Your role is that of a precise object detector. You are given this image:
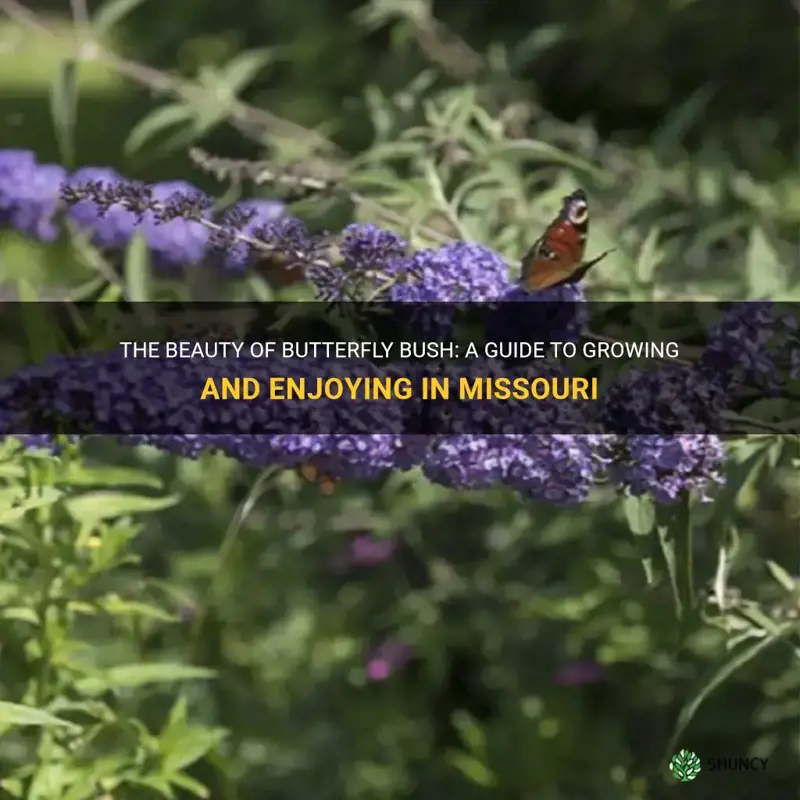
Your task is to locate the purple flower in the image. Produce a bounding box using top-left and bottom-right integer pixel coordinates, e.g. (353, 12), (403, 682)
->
(138, 181), (211, 269)
(365, 639), (414, 681)
(422, 431), (610, 505)
(309, 223), (412, 300)
(219, 198), (286, 272)
(702, 302), (798, 392)
(490, 283), (587, 346)
(7, 162), (66, 241)
(391, 241), (512, 302)
(600, 363), (727, 434)
(330, 532), (397, 571)
(0, 149), (36, 215)
(554, 660), (605, 686)
(64, 167), (138, 249)
(348, 533), (397, 565)
(611, 434), (725, 503)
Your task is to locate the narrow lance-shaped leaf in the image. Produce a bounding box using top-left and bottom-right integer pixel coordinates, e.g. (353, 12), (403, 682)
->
(656, 493), (695, 623)
(50, 59), (79, 167)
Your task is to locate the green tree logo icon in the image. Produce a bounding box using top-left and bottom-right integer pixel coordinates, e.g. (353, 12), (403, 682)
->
(670, 750), (702, 781)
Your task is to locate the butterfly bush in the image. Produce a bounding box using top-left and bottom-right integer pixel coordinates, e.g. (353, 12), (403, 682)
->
(11, 148), (795, 505)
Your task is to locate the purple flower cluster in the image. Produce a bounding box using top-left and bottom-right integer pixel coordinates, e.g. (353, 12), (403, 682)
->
(701, 302), (798, 392)
(599, 363), (728, 434)
(0, 150), (287, 273)
(0, 150), (743, 505)
(0, 345), (724, 502)
(610, 434), (725, 503)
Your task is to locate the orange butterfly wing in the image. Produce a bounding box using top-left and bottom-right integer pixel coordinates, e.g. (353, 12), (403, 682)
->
(521, 219), (588, 291)
(520, 189), (613, 292)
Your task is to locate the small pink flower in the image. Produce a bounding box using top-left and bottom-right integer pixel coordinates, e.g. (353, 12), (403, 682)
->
(330, 532), (396, 571)
(554, 660), (604, 686)
(351, 534), (396, 565)
(365, 639), (413, 681)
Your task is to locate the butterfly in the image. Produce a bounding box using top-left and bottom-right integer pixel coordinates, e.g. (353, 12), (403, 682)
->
(298, 460), (337, 495)
(520, 189), (614, 291)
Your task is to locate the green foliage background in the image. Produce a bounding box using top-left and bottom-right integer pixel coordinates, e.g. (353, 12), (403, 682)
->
(0, 1), (798, 798)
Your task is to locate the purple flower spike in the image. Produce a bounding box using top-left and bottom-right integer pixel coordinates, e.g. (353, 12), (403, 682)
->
(220, 198), (286, 272)
(391, 241), (513, 302)
(139, 180), (211, 269)
(64, 167), (138, 249)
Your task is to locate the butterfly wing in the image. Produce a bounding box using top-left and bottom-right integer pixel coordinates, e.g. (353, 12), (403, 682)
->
(520, 219), (587, 291)
(554, 248), (616, 287)
(520, 189), (613, 291)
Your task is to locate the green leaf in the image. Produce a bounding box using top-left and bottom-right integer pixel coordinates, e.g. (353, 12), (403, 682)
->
(124, 103), (195, 156)
(665, 634), (783, 760)
(634, 227), (663, 285)
(65, 491), (179, 523)
(653, 83), (715, 155)
(497, 139), (607, 182)
(656, 496), (695, 622)
(76, 663), (216, 694)
(765, 560), (797, 593)
(161, 726), (227, 773)
(0, 701), (80, 732)
(705, 441), (772, 545)
(50, 59), (79, 167)
(158, 695), (226, 775)
(509, 24), (566, 68)
(451, 711), (488, 759)
(624, 494), (656, 536)
(246, 274), (274, 301)
(745, 227), (786, 298)
(134, 775), (177, 798)
(92, 0), (149, 35)
(165, 772), (210, 798)
(625, 493), (658, 584)
(0, 487), (64, 527)
(446, 751), (496, 788)
(219, 49), (272, 96)
(60, 463), (163, 490)
(0, 607), (39, 624)
(96, 596), (178, 622)
(124, 233), (152, 302)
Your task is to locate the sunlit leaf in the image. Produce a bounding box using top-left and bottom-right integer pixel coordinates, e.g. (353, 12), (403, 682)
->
(0, 701), (80, 732)
(60, 463), (163, 490)
(75, 663), (216, 694)
(0, 487), (64, 526)
(765, 560), (797, 593)
(64, 491), (180, 523)
(745, 226), (786, 298)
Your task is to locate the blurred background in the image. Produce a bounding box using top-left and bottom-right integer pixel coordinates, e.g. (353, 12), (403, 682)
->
(0, 1), (798, 799)
(1, 0), (798, 293)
